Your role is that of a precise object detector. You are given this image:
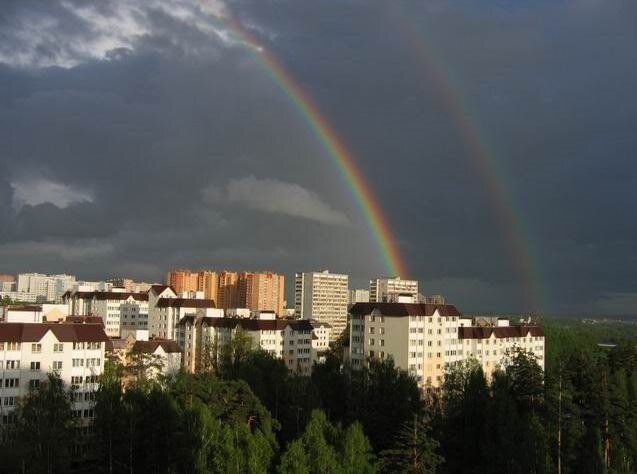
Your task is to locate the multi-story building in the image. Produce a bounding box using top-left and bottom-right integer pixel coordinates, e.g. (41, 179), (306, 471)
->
(0, 275), (15, 293)
(295, 270), (348, 341)
(17, 273), (77, 303)
(0, 322), (108, 425)
(63, 289), (149, 338)
(369, 277), (419, 303)
(349, 289), (370, 306)
(349, 302), (545, 392)
(147, 285), (217, 340)
(166, 270), (218, 301)
(217, 271), (240, 309)
(177, 314), (330, 375)
(106, 278), (154, 293)
(238, 271), (285, 316)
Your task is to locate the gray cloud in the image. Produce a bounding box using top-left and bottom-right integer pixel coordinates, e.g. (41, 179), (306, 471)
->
(0, 0), (635, 315)
(204, 176), (351, 226)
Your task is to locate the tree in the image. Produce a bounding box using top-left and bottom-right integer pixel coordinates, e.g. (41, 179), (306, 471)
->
(341, 422), (377, 474)
(12, 373), (76, 473)
(379, 415), (442, 474)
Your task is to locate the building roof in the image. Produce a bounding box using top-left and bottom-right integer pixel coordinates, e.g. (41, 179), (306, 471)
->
(64, 315), (104, 326)
(0, 323), (109, 343)
(131, 340), (182, 354)
(349, 302), (462, 317)
(149, 284), (175, 295)
(93, 292), (148, 301)
(178, 316), (328, 332)
(156, 298), (215, 309)
(457, 325), (544, 339)
(4, 305), (42, 312)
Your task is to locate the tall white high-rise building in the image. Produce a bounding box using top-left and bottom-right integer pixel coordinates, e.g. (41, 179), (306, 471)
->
(369, 277), (418, 303)
(17, 273), (76, 303)
(349, 289), (370, 305)
(295, 270), (348, 341)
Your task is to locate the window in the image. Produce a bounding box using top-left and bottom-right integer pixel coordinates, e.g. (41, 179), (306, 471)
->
(4, 378), (19, 388)
(7, 342), (20, 351)
(380, 339), (385, 347)
(53, 361), (63, 370)
(29, 379), (40, 389)
(30, 361), (40, 370)
(369, 338), (375, 346)
(6, 360), (19, 369)
(53, 343), (64, 352)
(31, 343), (42, 353)
(72, 359), (84, 367)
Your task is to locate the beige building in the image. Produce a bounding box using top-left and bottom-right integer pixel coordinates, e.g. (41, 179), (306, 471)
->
(177, 314), (330, 375)
(295, 270), (349, 341)
(166, 270), (218, 301)
(239, 271), (285, 316)
(0, 322), (108, 426)
(369, 277), (419, 303)
(349, 302), (545, 392)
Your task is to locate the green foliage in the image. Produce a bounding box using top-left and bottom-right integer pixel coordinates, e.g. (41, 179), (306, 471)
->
(7, 373), (76, 473)
(379, 415), (442, 474)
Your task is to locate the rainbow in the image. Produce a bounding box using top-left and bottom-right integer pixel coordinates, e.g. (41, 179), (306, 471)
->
(215, 14), (409, 279)
(388, 5), (544, 311)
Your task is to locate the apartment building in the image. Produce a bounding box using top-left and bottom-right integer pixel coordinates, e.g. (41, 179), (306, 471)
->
(0, 322), (108, 425)
(369, 277), (419, 303)
(147, 285), (217, 340)
(349, 302), (545, 392)
(349, 289), (370, 305)
(63, 289), (149, 338)
(17, 273), (77, 303)
(238, 271), (285, 316)
(177, 314), (331, 375)
(295, 270), (348, 341)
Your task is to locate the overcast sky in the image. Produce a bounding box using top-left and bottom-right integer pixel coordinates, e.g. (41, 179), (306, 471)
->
(1, 0), (636, 316)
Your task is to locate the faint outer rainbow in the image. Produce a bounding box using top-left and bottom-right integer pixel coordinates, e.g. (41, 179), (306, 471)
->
(218, 15), (409, 278)
(390, 6), (544, 311)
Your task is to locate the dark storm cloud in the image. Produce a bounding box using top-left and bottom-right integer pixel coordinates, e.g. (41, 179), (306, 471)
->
(0, 0), (635, 314)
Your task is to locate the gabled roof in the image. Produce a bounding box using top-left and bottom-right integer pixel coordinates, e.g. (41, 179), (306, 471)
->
(458, 325), (544, 339)
(155, 298), (215, 309)
(131, 340), (182, 354)
(0, 323), (109, 343)
(349, 302), (462, 317)
(178, 316), (329, 332)
(149, 285), (175, 295)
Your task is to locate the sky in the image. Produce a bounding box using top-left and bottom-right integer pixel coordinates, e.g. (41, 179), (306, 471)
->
(0, 0), (636, 316)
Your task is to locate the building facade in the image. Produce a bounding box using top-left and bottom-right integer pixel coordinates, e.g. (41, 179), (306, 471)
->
(295, 270), (348, 341)
(238, 271), (285, 316)
(17, 273), (77, 303)
(369, 277), (419, 303)
(0, 322), (108, 425)
(349, 302), (545, 392)
(348, 289), (370, 305)
(177, 315), (330, 375)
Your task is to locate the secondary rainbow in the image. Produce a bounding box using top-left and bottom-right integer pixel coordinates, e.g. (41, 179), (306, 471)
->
(389, 5), (544, 311)
(217, 15), (409, 278)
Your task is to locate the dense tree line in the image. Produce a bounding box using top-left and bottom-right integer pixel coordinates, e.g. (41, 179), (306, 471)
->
(0, 320), (635, 473)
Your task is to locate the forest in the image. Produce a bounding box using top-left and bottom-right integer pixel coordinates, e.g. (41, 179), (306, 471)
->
(0, 316), (636, 473)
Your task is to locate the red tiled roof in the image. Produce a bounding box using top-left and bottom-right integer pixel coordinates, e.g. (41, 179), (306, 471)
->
(179, 316), (328, 332)
(156, 298), (215, 308)
(458, 325), (544, 339)
(4, 305), (42, 312)
(0, 323), (109, 343)
(93, 292), (148, 301)
(65, 316), (104, 326)
(349, 302), (462, 317)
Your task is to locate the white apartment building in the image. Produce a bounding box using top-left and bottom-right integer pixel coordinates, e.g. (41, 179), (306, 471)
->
(0, 291), (38, 303)
(63, 289), (149, 338)
(295, 271), (348, 341)
(17, 273), (77, 303)
(349, 302), (545, 392)
(0, 322), (108, 426)
(369, 277), (419, 303)
(148, 285), (217, 341)
(177, 315), (331, 375)
(348, 289), (370, 305)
